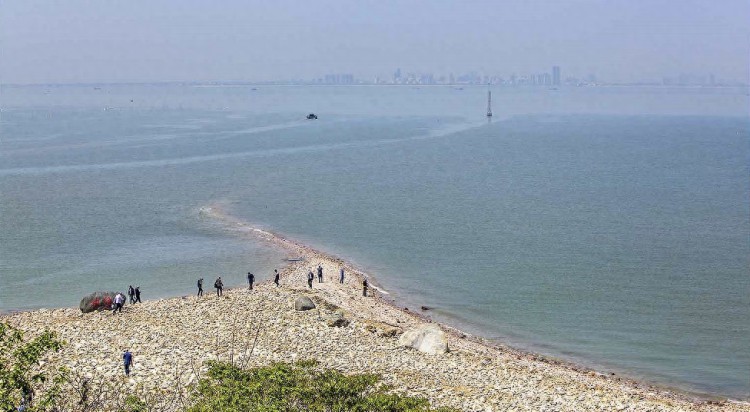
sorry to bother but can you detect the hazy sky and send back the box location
[1,0,748,84]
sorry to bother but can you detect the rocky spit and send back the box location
[4,256,748,412]
[4,208,749,411]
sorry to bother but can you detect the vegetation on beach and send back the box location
[189,359,457,412]
[0,322,64,411]
[0,321,455,412]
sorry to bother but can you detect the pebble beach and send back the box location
[4,208,749,411]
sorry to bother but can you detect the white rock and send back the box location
[397,324,448,354]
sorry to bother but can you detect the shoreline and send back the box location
[196,204,749,405]
[3,205,748,410]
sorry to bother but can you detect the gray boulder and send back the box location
[397,324,448,354]
[79,291,123,313]
[294,296,316,311]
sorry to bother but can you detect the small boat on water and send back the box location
[306,113,318,120]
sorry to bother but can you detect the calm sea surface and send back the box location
[1,84,748,398]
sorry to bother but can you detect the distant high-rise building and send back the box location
[393,68,402,83]
[552,66,561,86]
[323,74,354,84]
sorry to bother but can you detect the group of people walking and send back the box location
[111,285,142,315]
[196,270,269,298]
[307,264,328,288]
[195,265,370,297]
[128,285,142,304]
[305,265,367,295]
[306,265,349,288]
[196,277,225,297]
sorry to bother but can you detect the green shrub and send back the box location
[188,360,458,412]
[1,322,460,411]
[0,322,63,411]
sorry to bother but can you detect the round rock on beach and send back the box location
[294,296,316,311]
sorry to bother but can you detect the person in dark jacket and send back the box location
[128,285,135,304]
[123,350,133,376]
[197,278,204,297]
[247,272,255,290]
[274,269,280,287]
[317,265,323,283]
[362,278,369,297]
[339,268,345,284]
[134,287,141,303]
[307,271,314,289]
[214,277,223,297]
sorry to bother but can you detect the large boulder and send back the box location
[294,296,316,311]
[79,291,123,313]
[397,324,448,354]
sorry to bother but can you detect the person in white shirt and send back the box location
[113,293,125,314]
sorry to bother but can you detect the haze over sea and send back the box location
[0,84,748,399]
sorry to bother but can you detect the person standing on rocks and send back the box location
[274,269,280,287]
[362,278,369,297]
[123,350,133,376]
[307,271,314,289]
[247,272,255,290]
[20,386,32,408]
[339,268,345,284]
[317,265,323,283]
[134,287,142,303]
[113,292,125,314]
[79,378,89,406]
[127,285,135,304]
[214,277,224,297]
[197,278,204,297]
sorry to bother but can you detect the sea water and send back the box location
[0,84,748,398]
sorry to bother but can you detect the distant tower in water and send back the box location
[486,86,493,118]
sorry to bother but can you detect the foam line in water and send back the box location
[0,120,486,177]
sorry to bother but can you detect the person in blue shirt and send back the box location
[123,350,133,376]
[339,268,345,284]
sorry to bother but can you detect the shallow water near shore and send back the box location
[1,84,748,399]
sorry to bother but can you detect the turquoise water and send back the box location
[1,84,748,398]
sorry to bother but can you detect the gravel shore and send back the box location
[4,207,749,411]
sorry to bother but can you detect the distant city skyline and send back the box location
[254,65,747,87]
[1,1,748,85]
[3,65,745,88]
